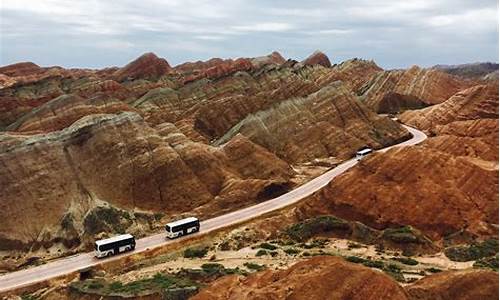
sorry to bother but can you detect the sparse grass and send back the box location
[256,249,268,257]
[183,247,208,259]
[71,273,198,297]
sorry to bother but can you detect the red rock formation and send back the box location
[5,94,138,133]
[180,58,253,83]
[0,62,43,77]
[296,84,499,240]
[0,112,293,250]
[400,84,499,130]
[212,82,409,163]
[301,50,332,67]
[406,269,499,300]
[298,144,498,239]
[113,52,172,82]
[358,66,473,112]
[192,256,408,300]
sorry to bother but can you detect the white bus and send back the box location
[165,217,200,239]
[356,148,373,160]
[94,234,136,258]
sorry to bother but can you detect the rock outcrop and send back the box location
[297,82,499,240]
[214,82,410,163]
[358,66,471,112]
[192,256,408,300]
[301,50,332,68]
[299,144,498,240]
[0,62,43,77]
[400,84,499,130]
[250,51,287,68]
[113,52,172,82]
[0,112,293,250]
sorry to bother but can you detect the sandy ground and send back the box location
[109,235,476,285]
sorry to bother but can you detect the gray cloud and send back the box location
[1,0,497,69]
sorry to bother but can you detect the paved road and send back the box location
[0,124,426,293]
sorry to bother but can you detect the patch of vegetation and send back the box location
[244,262,265,271]
[201,263,225,274]
[269,251,279,257]
[61,213,75,231]
[345,256,365,264]
[256,249,268,257]
[20,294,38,300]
[392,257,419,266]
[383,264,405,282]
[362,260,384,269]
[183,246,209,258]
[286,216,350,242]
[445,239,499,262]
[284,248,301,255]
[83,206,133,235]
[218,240,231,251]
[382,226,421,244]
[71,273,198,297]
[425,267,442,273]
[473,254,499,271]
[259,242,278,250]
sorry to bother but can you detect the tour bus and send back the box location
[165,217,200,239]
[356,148,373,160]
[94,234,136,258]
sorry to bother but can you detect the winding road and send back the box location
[0,124,427,293]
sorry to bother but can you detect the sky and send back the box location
[1,0,498,69]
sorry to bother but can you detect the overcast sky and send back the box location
[1,0,498,69]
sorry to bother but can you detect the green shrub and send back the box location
[345,256,366,264]
[286,216,350,242]
[445,239,499,262]
[87,281,104,290]
[362,260,384,269]
[473,254,499,271]
[256,249,268,257]
[385,264,401,272]
[244,262,265,271]
[392,257,419,266]
[183,247,208,258]
[259,243,277,250]
[284,248,300,255]
[425,267,442,273]
[269,251,279,257]
[382,226,420,244]
[201,263,224,274]
[109,281,123,291]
